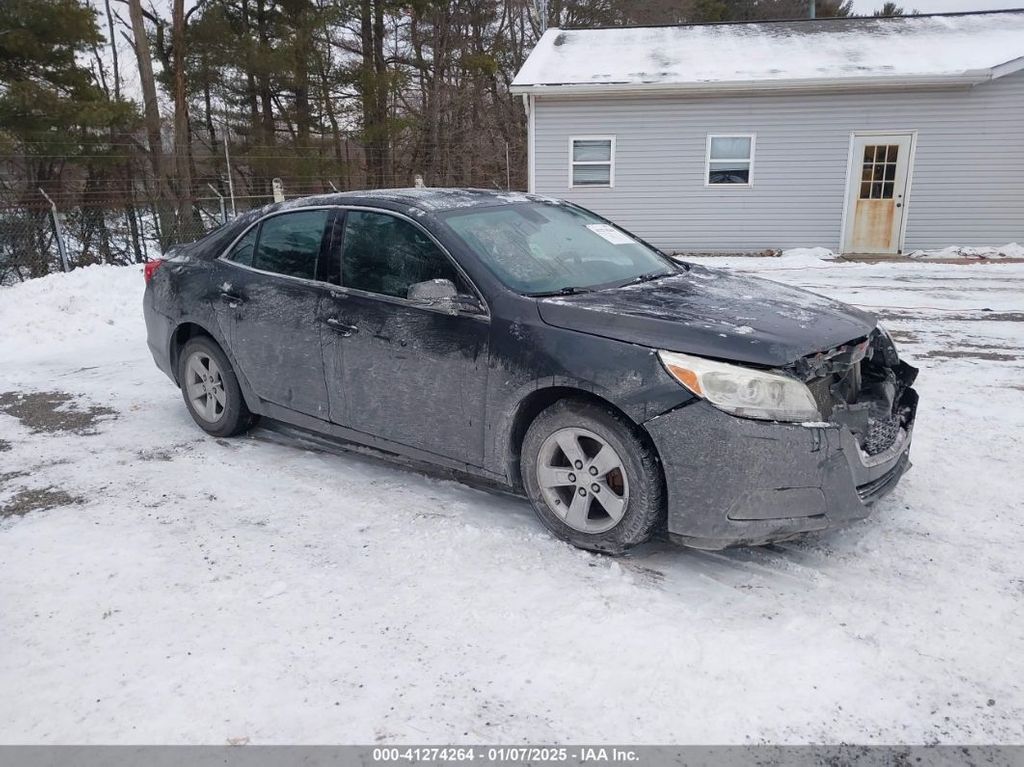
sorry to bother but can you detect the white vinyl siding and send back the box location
[533,71,1024,253]
[569,136,615,188]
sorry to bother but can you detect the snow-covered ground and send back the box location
[1,255,1022,744]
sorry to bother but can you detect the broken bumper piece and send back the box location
[643,387,917,551]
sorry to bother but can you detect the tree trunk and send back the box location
[373,0,390,185]
[127,0,176,250]
[359,0,390,187]
[172,0,195,233]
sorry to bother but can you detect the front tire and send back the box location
[177,336,257,438]
[521,399,664,554]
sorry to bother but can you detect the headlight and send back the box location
[658,350,821,423]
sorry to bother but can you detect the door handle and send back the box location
[325,317,359,337]
[219,290,245,307]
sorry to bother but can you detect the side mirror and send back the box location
[407,279,483,316]
[408,278,458,302]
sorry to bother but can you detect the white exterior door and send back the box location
[843,134,914,254]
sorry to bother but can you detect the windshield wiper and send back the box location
[528,286,594,297]
[628,271,673,285]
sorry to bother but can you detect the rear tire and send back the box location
[177,336,257,438]
[521,399,664,554]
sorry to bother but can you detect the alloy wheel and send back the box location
[185,351,227,424]
[536,427,630,534]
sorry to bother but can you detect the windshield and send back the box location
[441,202,676,295]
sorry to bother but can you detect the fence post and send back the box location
[223,119,237,217]
[207,183,227,224]
[272,178,285,203]
[39,188,70,273]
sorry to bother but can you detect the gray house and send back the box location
[511,11,1024,255]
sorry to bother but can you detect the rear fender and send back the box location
[169,319,261,415]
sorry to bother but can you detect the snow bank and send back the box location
[778,247,842,263]
[907,243,1024,260]
[0,265,143,356]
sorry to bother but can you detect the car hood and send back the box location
[535,265,877,368]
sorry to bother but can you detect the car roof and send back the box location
[185,188,564,256]
[271,187,560,215]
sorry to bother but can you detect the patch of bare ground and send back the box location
[0,470,29,488]
[1,487,83,519]
[921,350,1021,362]
[0,391,116,434]
[887,330,921,344]
[877,312,1024,323]
[0,438,10,452]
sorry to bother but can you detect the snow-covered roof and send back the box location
[512,11,1024,94]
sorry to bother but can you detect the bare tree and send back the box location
[126,0,176,249]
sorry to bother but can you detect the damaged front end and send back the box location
[791,328,919,463]
[646,326,920,550]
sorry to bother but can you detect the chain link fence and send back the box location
[0,192,285,285]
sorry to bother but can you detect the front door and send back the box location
[843,134,913,254]
[321,209,490,465]
[213,209,334,419]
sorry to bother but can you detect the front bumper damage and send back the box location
[645,335,919,550]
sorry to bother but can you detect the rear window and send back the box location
[224,228,257,266]
[251,211,329,280]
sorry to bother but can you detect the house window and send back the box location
[706,135,755,186]
[570,136,614,188]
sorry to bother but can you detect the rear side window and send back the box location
[225,228,257,267]
[251,210,329,280]
[341,211,464,299]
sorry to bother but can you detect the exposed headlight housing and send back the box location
[658,350,821,423]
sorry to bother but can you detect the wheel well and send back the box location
[169,322,214,384]
[507,387,661,492]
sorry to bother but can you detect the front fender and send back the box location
[485,315,694,482]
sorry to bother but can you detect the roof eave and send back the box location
[510,71,994,96]
[991,54,1024,79]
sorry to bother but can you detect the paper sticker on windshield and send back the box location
[586,224,634,245]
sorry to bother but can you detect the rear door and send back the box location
[321,208,490,465]
[214,208,335,420]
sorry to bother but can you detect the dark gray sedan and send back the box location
[143,189,918,553]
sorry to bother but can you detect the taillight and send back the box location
[144,259,164,284]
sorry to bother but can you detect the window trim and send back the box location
[704,133,756,188]
[568,135,615,189]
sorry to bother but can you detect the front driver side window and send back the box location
[251,210,329,280]
[342,211,464,299]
